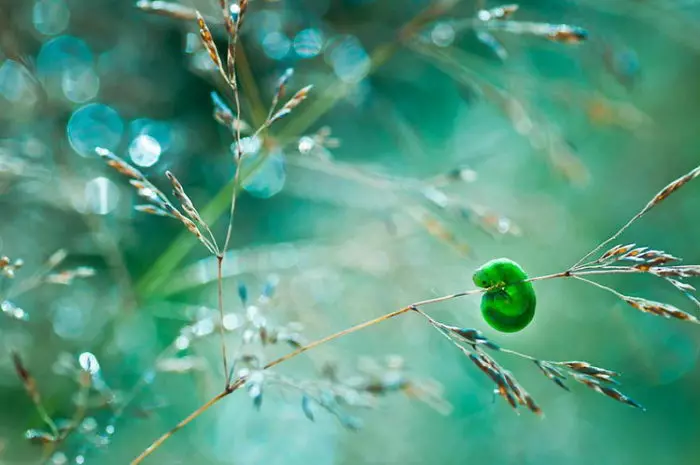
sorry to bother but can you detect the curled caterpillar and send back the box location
[472,258,536,333]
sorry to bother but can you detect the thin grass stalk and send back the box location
[572,165,700,268]
[134,1,457,295]
[130,279,571,463]
[217,256,229,385]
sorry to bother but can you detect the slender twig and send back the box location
[217,256,229,385]
[130,389,230,465]
[134,0,465,296]
[571,212,646,270]
[572,165,700,269]
[130,273,573,463]
[571,275,627,299]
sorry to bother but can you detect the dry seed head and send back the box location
[46,267,96,285]
[640,165,700,215]
[477,4,519,21]
[134,204,174,217]
[129,179,165,203]
[165,171,205,225]
[25,430,56,444]
[546,25,588,44]
[270,85,313,123]
[275,68,294,101]
[46,249,68,268]
[623,296,699,323]
[443,325,500,350]
[667,278,696,293]
[572,373,644,410]
[650,265,700,278]
[534,360,569,391]
[600,243,636,260]
[0,256,23,279]
[196,12,225,76]
[11,352,42,405]
[559,361,618,378]
[503,370,542,416]
[599,243,680,269]
[96,147,145,180]
[237,0,248,27]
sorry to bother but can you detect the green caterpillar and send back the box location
[472,258,536,333]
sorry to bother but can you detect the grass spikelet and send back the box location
[196,11,230,85]
[96,147,145,180]
[477,4,519,21]
[440,324,500,350]
[546,25,588,43]
[640,165,700,216]
[598,244,681,269]
[211,91,250,133]
[96,147,218,253]
[12,352,59,437]
[466,351,522,413]
[503,370,542,416]
[558,361,619,384]
[165,171,203,224]
[267,68,294,121]
[165,171,219,254]
[24,430,56,445]
[573,164,700,270]
[534,360,569,391]
[572,374,644,410]
[622,296,699,323]
[269,85,313,124]
[45,267,96,285]
[651,265,700,278]
[0,256,23,278]
[134,204,175,217]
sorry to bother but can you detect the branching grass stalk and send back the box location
[131,273,575,464]
[134,0,464,297]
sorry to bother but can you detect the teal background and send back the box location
[1,0,700,464]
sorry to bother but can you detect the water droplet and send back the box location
[431,23,455,47]
[67,103,123,157]
[80,417,98,433]
[240,148,286,198]
[78,352,100,374]
[80,176,120,215]
[50,452,68,465]
[223,313,241,330]
[33,0,70,36]
[175,335,190,351]
[497,217,511,234]
[262,32,291,60]
[62,66,99,103]
[130,119,174,152]
[129,134,161,167]
[0,60,38,105]
[298,136,315,154]
[232,136,262,157]
[191,318,215,337]
[326,36,370,83]
[37,36,97,101]
[294,28,324,58]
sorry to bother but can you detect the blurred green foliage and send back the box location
[1,0,700,464]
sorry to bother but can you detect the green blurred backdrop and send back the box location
[1,0,700,464]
